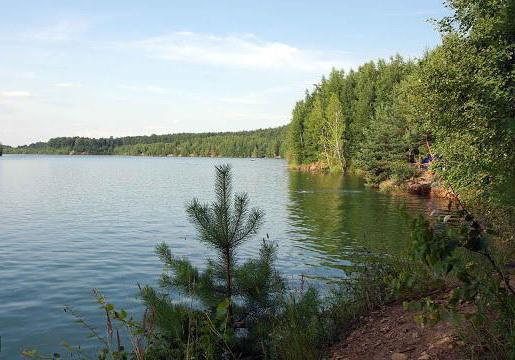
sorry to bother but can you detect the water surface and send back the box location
[0,155,446,358]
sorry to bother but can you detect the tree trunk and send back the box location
[225,248,233,323]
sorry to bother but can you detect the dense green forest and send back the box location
[5,127,287,158]
[285,0,514,215]
[286,56,418,181]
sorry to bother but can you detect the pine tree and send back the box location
[304,95,325,164]
[287,101,306,165]
[349,61,377,158]
[355,105,413,184]
[154,164,283,328]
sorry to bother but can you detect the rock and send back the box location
[418,352,430,360]
[408,181,432,195]
[434,336,452,348]
[380,326,391,333]
[391,353,408,360]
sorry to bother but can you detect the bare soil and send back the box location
[329,300,467,360]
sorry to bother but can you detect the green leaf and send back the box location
[216,298,230,321]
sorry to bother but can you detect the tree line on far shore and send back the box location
[5,127,287,158]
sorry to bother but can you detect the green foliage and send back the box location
[286,100,307,165]
[285,0,515,219]
[6,127,287,159]
[410,216,459,275]
[355,104,413,185]
[266,256,405,360]
[139,286,224,359]
[268,288,325,360]
[405,211,515,358]
[407,0,515,209]
[145,165,286,358]
[323,93,346,170]
[390,162,420,184]
[285,56,418,180]
[303,94,324,164]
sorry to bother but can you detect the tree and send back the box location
[8,127,288,158]
[409,0,515,208]
[348,61,377,159]
[324,93,346,170]
[355,105,414,185]
[304,94,325,164]
[284,56,414,173]
[155,165,283,327]
[287,101,306,165]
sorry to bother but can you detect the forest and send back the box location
[285,0,514,218]
[5,127,287,158]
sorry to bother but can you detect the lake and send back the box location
[0,155,447,358]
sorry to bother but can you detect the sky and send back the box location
[0,0,448,146]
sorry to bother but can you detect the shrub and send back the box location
[405,213,515,359]
[390,161,419,184]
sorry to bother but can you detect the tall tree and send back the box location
[324,93,346,170]
[355,104,410,184]
[304,94,325,164]
[287,100,307,165]
[348,61,377,159]
[409,0,515,207]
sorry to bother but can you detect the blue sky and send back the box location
[0,0,448,146]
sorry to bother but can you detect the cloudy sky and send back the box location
[0,0,447,146]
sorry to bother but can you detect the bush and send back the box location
[390,161,419,184]
[404,214,515,359]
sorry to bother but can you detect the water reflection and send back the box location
[286,171,449,280]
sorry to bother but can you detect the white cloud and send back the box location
[130,32,352,72]
[24,19,90,42]
[0,91,32,97]
[0,19,91,45]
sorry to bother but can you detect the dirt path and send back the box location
[329,300,466,360]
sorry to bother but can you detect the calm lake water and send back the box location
[0,155,447,358]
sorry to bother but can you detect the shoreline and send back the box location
[2,152,284,160]
[289,162,456,201]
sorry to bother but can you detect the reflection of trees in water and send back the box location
[287,172,442,275]
[287,172,348,244]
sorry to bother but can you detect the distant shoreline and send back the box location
[2,152,284,160]
[3,126,287,159]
